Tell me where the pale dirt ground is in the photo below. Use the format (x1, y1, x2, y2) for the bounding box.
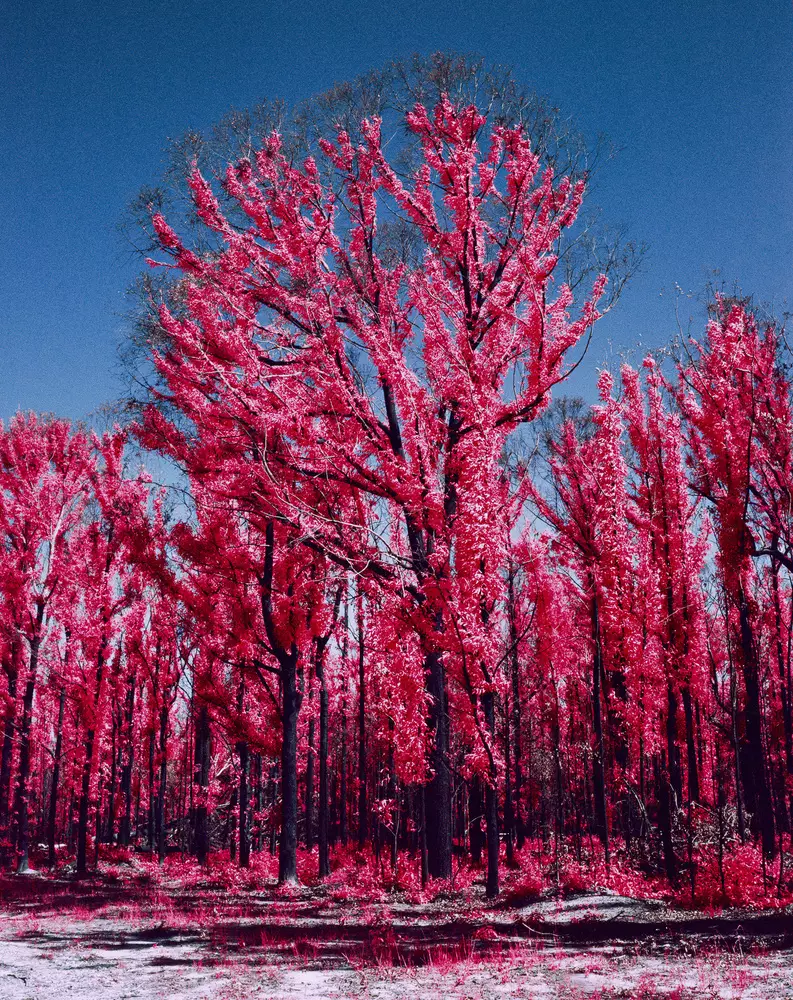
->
(1, 884, 793, 998)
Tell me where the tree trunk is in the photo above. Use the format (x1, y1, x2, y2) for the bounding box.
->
(504, 687, 514, 864)
(738, 588, 775, 856)
(105, 711, 118, 845)
(772, 557, 793, 775)
(236, 740, 249, 867)
(657, 752, 677, 884)
(76, 727, 96, 875)
(591, 595, 609, 863)
(14, 627, 42, 874)
(666, 681, 682, 805)
(0, 651, 19, 844)
(508, 565, 525, 849)
(157, 702, 168, 863)
(340, 694, 348, 848)
(682, 686, 699, 803)
(193, 702, 210, 864)
(357, 603, 368, 849)
(47, 687, 65, 866)
(469, 778, 483, 864)
(279, 649, 300, 883)
(305, 713, 315, 850)
(147, 731, 155, 852)
(118, 674, 136, 847)
(425, 648, 452, 879)
(318, 662, 330, 877)
(482, 690, 499, 898)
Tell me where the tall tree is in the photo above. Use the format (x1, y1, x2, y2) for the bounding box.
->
(138, 95, 607, 887)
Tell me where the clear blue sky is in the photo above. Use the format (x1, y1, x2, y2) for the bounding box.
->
(2, 1, 791, 420)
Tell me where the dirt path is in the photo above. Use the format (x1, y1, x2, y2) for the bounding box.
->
(1, 877, 792, 998)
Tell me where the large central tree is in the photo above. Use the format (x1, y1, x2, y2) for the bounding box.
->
(138, 93, 607, 885)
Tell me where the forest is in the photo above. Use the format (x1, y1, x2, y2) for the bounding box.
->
(2, 85, 793, 998)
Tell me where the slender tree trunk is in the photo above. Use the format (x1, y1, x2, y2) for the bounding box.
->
(420, 784, 429, 887)
(157, 702, 168, 863)
(238, 740, 250, 868)
(591, 595, 609, 864)
(340, 695, 348, 848)
(508, 565, 525, 849)
(666, 681, 682, 805)
(339, 603, 349, 849)
(658, 751, 677, 884)
(388, 719, 397, 870)
(738, 588, 775, 856)
(504, 687, 514, 864)
(357, 602, 367, 849)
(318, 660, 330, 877)
(482, 690, 499, 898)
(194, 702, 210, 864)
(469, 778, 483, 864)
(425, 648, 452, 879)
(76, 727, 97, 874)
(0, 660, 18, 845)
(119, 675, 136, 847)
(147, 731, 155, 853)
(305, 701, 315, 850)
(14, 626, 42, 874)
(682, 686, 699, 803)
(772, 557, 793, 774)
(106, 710, 118, 845)
(47, 687, 65, 866)
(279, 650, 300, 883)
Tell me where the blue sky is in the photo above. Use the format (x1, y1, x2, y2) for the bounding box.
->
(2, 0, 791, 420)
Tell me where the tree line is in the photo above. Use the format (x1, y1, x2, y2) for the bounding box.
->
(1, 90, 792, 904)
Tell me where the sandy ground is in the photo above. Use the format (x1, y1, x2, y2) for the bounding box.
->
(1, 924, 791, 999)
(2, 880, 793, 998)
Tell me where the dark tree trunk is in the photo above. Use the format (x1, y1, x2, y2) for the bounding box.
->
(279, 649, 300, 883)
(591, 596, 609, 863)
(238, 740, 250, 868)
(0, 651, 19, 843)
(47, 687, 65, 866)
(657, 752, 677, 884)
(76, 726, 96, 874)
(193, 702, 211, 864)
(504, 687, 514, 864)
(305, 713, 315, 850)
(339, 603, 349, 848)
(357, 602, 368, 849)
(469, 778, 483, 864)
(14, 673, 38, 872)
(14, 626, 42, 874)
(118, 674, 136, 847)
(147, 731, 155, 853)
(682, 686, 699, 803)
(388, 720, 397, 870)
(157, 702, 168, 863)
(772, 557, 793, 775)
(482, 691, 499, 898)
(269, 765, 278, 855)
(318, 659, 330, 877)
(340, 694, 348, 847)
(508, 565, 525, 849)
(425, 648, 452, 879)
(420, 784, 429, 887)
(254, 753, 263, 852)
(666, 681, 682, 805)
(105, 711, 118, 845)
(738, 589, 775, 856)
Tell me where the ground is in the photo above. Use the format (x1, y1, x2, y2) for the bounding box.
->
(1, 857, 792, 999)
